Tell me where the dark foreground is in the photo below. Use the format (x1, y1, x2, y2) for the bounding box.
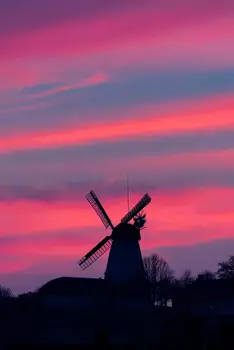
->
(1, 297, 234, 349)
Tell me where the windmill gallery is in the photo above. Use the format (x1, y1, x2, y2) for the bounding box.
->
(36, 190, 154, 343)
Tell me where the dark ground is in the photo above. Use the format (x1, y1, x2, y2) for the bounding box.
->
(1, 297, 234, 349)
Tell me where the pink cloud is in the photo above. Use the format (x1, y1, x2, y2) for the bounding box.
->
(1, 4, 233, 71)
(1, 0, 234, 292)
(1, 0, 233, 38)
(0, 98, 234, 154)
(0, 201, 97, 237)
(1, 13, 233, 103)
(0, 260, 35, 274)
(131, 149, 234, 174)
(0, 186, 233, 281)
(0, 187, 233, 240)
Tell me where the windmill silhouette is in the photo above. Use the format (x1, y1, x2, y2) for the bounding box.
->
(78, 190, 151, 283)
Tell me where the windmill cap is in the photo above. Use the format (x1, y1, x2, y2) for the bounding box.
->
(112, 223, 141, 241)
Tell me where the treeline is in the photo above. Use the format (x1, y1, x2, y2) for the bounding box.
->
(143, 254, 234, 305)
(143, 254, 234, 283)
(0, 255, 234, 301)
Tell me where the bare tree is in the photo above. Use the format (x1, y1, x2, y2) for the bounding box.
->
(180, 269, 194, 285)
(160, 260, 175, 284)
(143, 254, 174, 283)
(143, 253, 174, 305)
(217, 256, 234, 279)
(197, 270, 215, 281)
(0, 285, 12, 298)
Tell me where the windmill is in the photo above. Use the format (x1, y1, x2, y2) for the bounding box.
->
(78, 190, 151, 283)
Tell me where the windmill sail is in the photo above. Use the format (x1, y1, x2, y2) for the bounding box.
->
(85, 190, 114, 229)
(78, 189, 152, 274)
(121, 193, 151, 224)
(78, 235, 112, 270)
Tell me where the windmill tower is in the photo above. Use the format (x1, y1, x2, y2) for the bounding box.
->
(78, 190, 151, 284)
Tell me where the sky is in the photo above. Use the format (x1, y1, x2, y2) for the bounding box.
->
(0, 0, 234, 294)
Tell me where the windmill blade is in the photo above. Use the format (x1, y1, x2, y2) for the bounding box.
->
(121, 193, 151, 224)
(78, 235, 112, 270)
(85, 190, 114, 229)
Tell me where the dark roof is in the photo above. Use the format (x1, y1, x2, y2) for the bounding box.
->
(37, 277, 150, 298)
(37, 277, 105, 296)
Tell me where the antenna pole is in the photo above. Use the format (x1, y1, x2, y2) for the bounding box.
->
(126, 173, 130, 212)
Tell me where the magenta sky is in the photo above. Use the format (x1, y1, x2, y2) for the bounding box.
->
(0, 0, 234, 294)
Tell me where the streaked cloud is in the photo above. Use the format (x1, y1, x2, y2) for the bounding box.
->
(20, 73, 109, 99)
(0, 0, 234, 293)
(1, 100, 234, 154)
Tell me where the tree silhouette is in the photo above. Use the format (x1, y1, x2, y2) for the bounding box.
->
(0, 285, 12, 298)
(216, 256, 234, 279)
(196, 270, 215, 281)
(180, 269, 194, 285)
(143, 253, 174, 305)
(143, 253, 174, 283)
